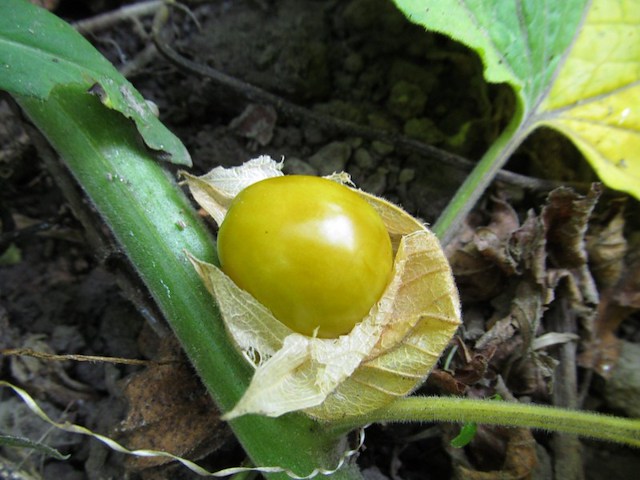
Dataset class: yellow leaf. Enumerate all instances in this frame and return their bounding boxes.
[538,0,640,199]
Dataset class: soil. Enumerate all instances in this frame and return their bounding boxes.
[1,0,639,479]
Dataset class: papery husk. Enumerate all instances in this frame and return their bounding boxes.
[184,156,461,421]
[181,155,283,225]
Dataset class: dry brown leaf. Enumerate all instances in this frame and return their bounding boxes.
[612,247,640,309]
[426,368,468,395]
[586,200,627,290]
[474,197,521,276]
[509,211,546,285]
[542,184,601,269]
[455,428,538,480]
[581,250,640,378]
[448,239,506,302]
[7,334,96,406]
[452,345,497,387]
[448,198,523,302]
[119,337,231,471]
[456,186,602,397]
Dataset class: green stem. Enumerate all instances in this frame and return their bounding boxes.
[433,105,529,245]
[15,86,360,480]
[331,396,640,448]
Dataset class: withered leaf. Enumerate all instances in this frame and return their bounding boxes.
[542,184,601,269]
[510,211,546,285]
[474,197,521,276]
[454,428,538,480]
[426,368,468,395]
[119,338,231,471]
[586,200,627,289]
[581,249,640,378]
[449,197,525,301]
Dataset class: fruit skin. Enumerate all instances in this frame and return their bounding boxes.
[217,175,393,338]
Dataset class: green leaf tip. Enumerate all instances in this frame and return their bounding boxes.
[0,434,70,461]
[0,0,191,167]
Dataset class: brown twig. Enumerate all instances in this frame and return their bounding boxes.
[72,0,166,34]
[549,295,585,480]
[0,348,178,366]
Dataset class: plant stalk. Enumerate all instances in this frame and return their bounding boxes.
[433,105,528,245]
[331,396,640,448]
[14,86,360,480]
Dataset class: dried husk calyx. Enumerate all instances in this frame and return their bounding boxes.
[183,156,461,421]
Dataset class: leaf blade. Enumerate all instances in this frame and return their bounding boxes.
[392,0,588,108]
[394,0,640,234]
[536,0,640,199]
[0,0,191,166]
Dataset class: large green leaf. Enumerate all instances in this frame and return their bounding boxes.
[0,0,191,166]
[393,0,587,110]
[394,0,640,241]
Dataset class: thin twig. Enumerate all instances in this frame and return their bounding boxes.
[71,0,169,77]
[118,42,159,77]
[72,0,166,33]
[549,296,585,480]
[0,348,177,366]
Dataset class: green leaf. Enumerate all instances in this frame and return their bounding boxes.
[449,394,502,448]
[392,0,588,112]
[14,83,361,479]
[0,0,191,166]
[450,422,477,448]
[0,433,70,460]
[393,0,640,241]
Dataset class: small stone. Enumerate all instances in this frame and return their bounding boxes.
[367,112,398,133]
[397,167,415,184]
[228,104,277,146]
[348,137,364,149]
[315,99,366,124]
[255,44,279,69]
[360,168,387,196]
[354,148,375,170]
[386,80,427,120]
[403,117,445,145]
[344,53,364,74]
[308,141,352,176]
[371,140,394,156]
[388,59,438,96]
[303,125,325,145]
[271,126,303,148]
[282,157,318,176]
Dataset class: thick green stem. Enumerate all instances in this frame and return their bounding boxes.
[433,106,529,245]
[332,396,640,448]
[15,86,360,479]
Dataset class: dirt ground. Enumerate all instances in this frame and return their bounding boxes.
[1,0,640,479]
